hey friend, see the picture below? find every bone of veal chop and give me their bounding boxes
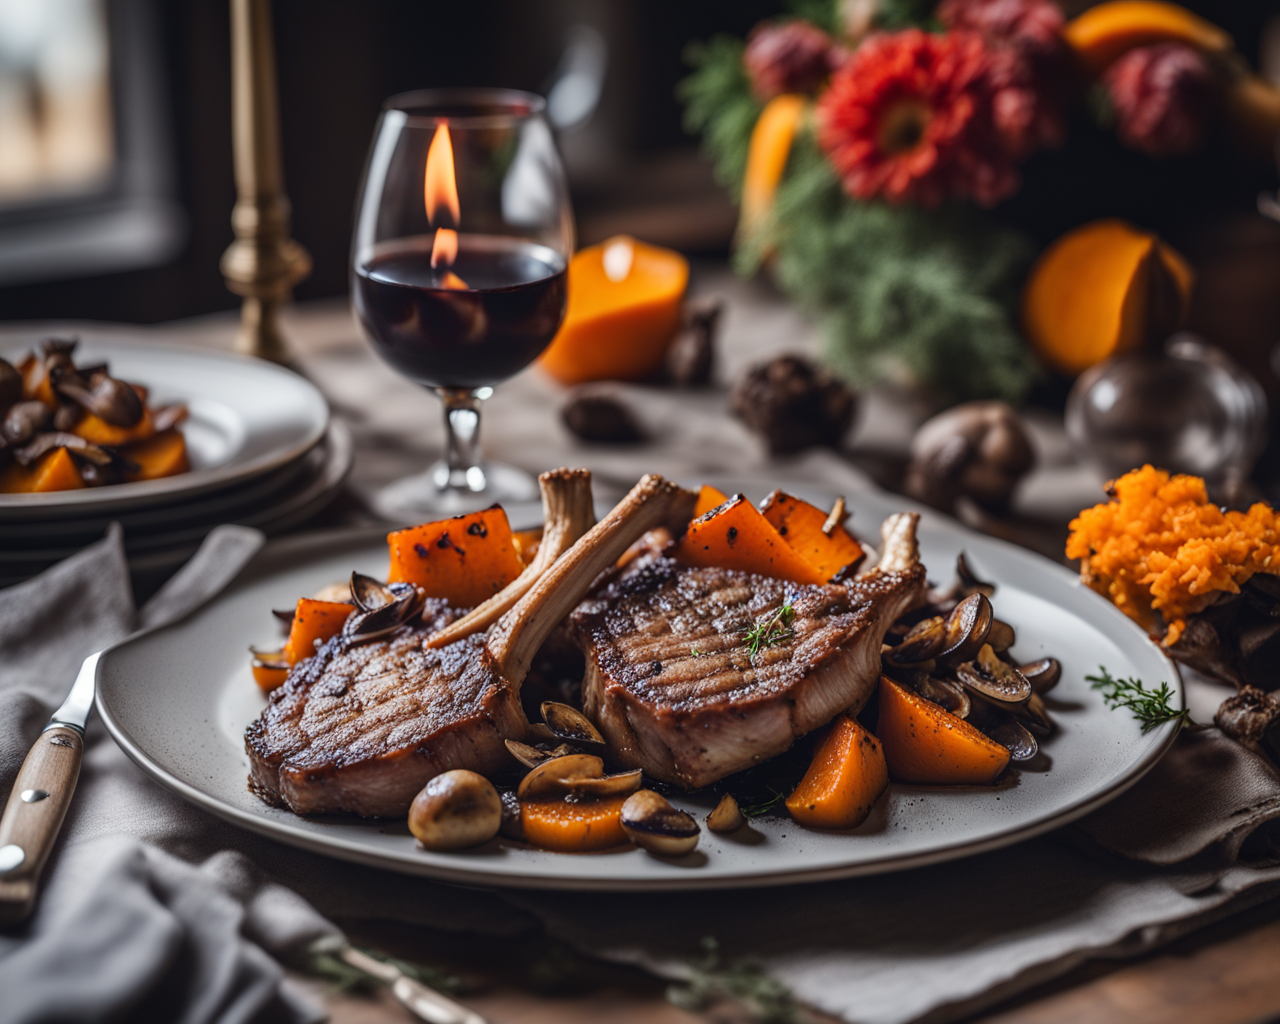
[245,471,697,817]
[573,513,924,789]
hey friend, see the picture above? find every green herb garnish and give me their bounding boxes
[690,647,704,658]
[1087,666,1190,734]
[737,786,791,819]
[745,601,796,660]
[667,937,800,1024]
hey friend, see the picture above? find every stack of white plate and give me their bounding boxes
[0,335,352,589]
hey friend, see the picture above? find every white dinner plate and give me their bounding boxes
[0,333,329,519]
[96,480,1183,891]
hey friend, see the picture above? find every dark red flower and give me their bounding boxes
[744,20,843,100]
[817,29,1019,207]
[1105,42,1214,157]
[937,0,1064,58]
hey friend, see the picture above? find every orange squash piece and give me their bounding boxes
[1063,1,1231,74]
[122,430,189,482]
[251,659,290,692]
[73,407,156,447]
[786,714,889,829]
[693,483,730,519]
[0,447,85,493]
[19,355,55,407]
[673,494,827,585]
[761,491,865,582]
[519,795,630,852]
[512,527,543,567]
[387,506,523,608]
[740,93,807,239]
[876,677,1010,785]
[539,236,689,385]
[283,598,353,665]
[1022,219,1193,375]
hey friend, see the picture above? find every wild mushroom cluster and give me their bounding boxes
[881,556,1059,763]
[0,339,188,491]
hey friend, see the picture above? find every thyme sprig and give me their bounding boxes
[1087,666,1190,734]
[745,601,796,660]
[667,937,800,1024]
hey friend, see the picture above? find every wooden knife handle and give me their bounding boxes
[0,726,83,925]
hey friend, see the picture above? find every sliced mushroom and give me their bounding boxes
[39,337,78,360]
[15,432,113,467]
[310,581,354,603]
[1019,658,1061,694]
[956,643,1032,703]
[620,790,701,856]
[3,401,52,445]
[887,616,946,664]
[956,553,996,598]
[909,673,972,719]
[541,701,605,747]
[706,793,744,832]
[52,400,83,432]
[505,739,555,769]
[408,770,503,851]
[516,753,605,800]
[271,608,296,628]
[55,370,144,427]
[343,582,424,642]
[939,592,993,665]
[564,768,643,800]
[1010,691,1052,734]
[248,645,289,670]
[986,620,1015,654]
[152,403,189,433]
[986,719,1038,761]
[0,359,22,414]
[350,571,398,612]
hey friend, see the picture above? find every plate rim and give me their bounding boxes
[95,511,1184,892]
[0,335,329,516]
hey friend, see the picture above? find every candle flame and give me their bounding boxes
[425,124,461,228]
[431,227,469,289]
[603,236,634,282]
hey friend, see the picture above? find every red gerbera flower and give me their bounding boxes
[817,29,1019,207]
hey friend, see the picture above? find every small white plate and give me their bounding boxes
[96,482,1182,891]
[0,333,329,519]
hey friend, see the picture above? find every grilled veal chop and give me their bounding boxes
[245,471,697,817]
[573,512,925,789]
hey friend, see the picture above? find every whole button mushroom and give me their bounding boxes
[620,789,700,856]
[904,401,1035,515]
[408,770,503,851]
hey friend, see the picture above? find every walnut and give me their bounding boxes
[904,401,1035,515]
[1215,686,1280,764]
[730,355,856,455]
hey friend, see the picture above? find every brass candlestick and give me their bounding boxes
[220,0,311,363]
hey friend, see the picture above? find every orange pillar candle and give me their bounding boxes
[539,235,689,385]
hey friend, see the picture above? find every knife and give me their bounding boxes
[0,524,265,926]
[0,652,103,925]
[337,944,489,1024]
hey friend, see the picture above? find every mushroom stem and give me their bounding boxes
[424,468,597,649]
[822,496,847,537]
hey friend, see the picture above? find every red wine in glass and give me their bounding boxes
[353,234,567,390]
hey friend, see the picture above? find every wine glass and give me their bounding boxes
[352,88,574,519]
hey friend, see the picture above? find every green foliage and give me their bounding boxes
[678,36,761,201]
[743,133,1040,404]
[1087,666,1191,733]
[306,938,467,996]
[784,0,840,35]
[667,937,801,1024]
[875,0,943,30]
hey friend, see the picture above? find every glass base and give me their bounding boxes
[372,460,540,522]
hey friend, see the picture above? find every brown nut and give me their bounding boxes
[408,770,503,851]
[621,789,700,856]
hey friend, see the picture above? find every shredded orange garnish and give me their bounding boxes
[1066,465,1280,646]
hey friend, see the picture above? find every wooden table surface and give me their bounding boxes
[166,290,1280,1024]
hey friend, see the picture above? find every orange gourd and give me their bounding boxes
[511,527,543,567]
[740,94,807,239]
[283,598,353,665]
[1063,2,1231,74]
[387,506,523,608]
[1022,219,1193,375]
[0,447,85,494]
[519,795,630,852]
[122,430,189,482]
[673,494,827,585]
[539,236,689,385]
[251,658,290,692]
[692,483,730,519]
[761,491,865,582]
[876,677,1010,785]
[786,714,888,829]
[74,407,157,447]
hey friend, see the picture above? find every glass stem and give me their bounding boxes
[433,388,487,493]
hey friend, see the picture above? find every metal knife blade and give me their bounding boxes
[48,650,102,734]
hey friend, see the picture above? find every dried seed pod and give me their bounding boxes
[706,793,744,832]
[620,789,700,856]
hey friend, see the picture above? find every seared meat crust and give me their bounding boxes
[573,554,924,788]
